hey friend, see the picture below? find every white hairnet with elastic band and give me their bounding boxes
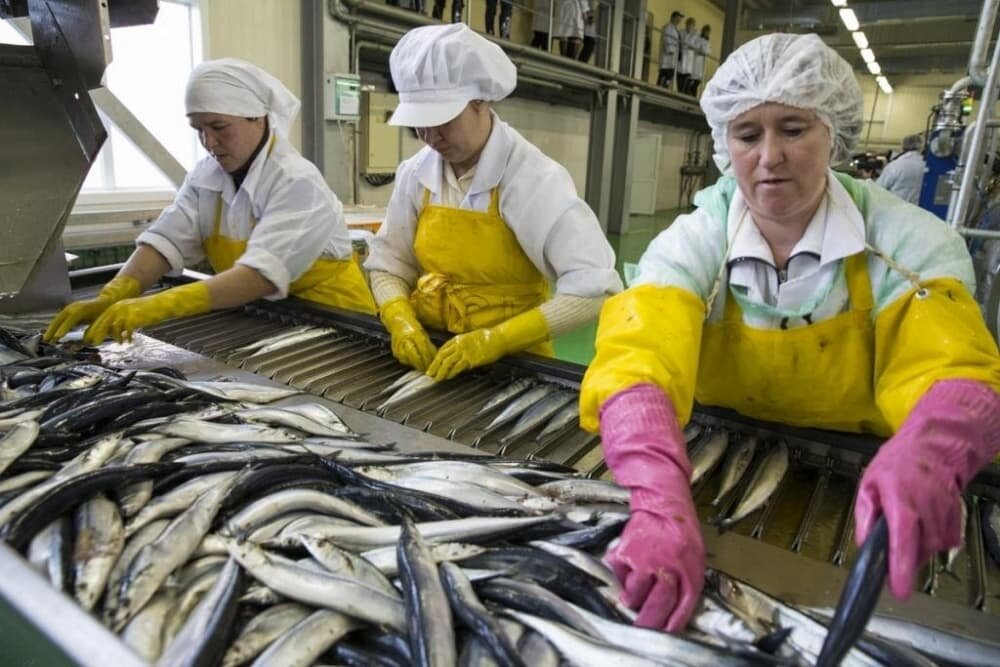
[185,58,301,138]
[700,33,864,172]
[388,24,516,127]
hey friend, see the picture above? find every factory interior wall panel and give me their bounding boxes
[322,5,356,204]
[645,0,725,87]
[636,121,707,211]
[856,71,965,152]
[200,0,304,150]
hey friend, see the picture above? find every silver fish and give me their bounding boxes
[390,476,536,513]
[113,474,239,630]
[234,407,351,437]
[483,386,551,433]
[504,610,663,666]
[536,402,580,441]
[940,496,968,578]
[243,328,336,358]
[125,472,237,537]
[104,519,170,622]
[0,407,43,430]
[221,602,311,667]
[718,441,789,528]
[356,460,542,497]
[119,438,192,517]
[0,469,52,495]
[360,541,487,577]
[711,435,758,506]
[500,392,576,445]
[226,541,406,632]
[122,592,175,662]
[690,430,729,485]
[228,326,315,355]
[398,516,457,667]
[0,420,38,474]
[377,373,438,411]
[223,488,386,537]
[529,540,620,593]
[476,378,535,416]
[251,609,361,667]
[298,535,396,595]
[162,567,223,648]
[73,494,124,611]
[684,423,703,443]
[537,478,630,505]
[377,369,424,397]
[151,419,302,444]
[517,632,560,667]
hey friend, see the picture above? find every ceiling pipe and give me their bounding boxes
[949,0,999,93]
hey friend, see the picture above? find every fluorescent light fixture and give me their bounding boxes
[867,60,881,75]
[860,48,875,63]
[852,31,868,49]
[877,76,893,94]
[839,8,860,31]
[831,0,848,6]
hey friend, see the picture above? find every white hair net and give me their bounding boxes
[700,33,864,172]
[185,58,301,138]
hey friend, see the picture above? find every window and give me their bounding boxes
[2,1,202,197]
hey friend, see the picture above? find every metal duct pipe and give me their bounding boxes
[949,0,1000,93]
[948,32,1000,228]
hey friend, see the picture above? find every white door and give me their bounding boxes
[630,133,661,215]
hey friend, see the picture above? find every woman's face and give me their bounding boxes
[416,101,493,171]
[189,112,266,173]
[726,103,832,226]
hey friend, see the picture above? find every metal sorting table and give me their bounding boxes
[0,289,998,663]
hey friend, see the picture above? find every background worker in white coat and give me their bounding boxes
[683,24,711,96]
[658,10,683,88]
[676,17,699,94]
[877,134,927,205]
[580,33,1000,633]
[45,59,375,345]
[366,24,622,381]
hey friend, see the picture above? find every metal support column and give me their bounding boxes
[722,0,739,61]
[301,0,325,169]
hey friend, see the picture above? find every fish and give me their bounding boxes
[940,495,968,578]
[250,609,361,667]
[151,419,303,444]
[0,420,39,474]
[537,478,630,505]
[504,610,662,666]
[228,326,316,355]
[377,369,424,397]
[397,515,457,667]
[234,406,352,437]
[72,494,124,611]
[481,386,551,435]
[360,541,487,577]
[355,461,542,497]
[684,422,703,443]
[690,429,729,485]
[298,535,396,595]
[103,519,170,621]
[125,472,237,537]
[242,327,336,358]
[222,488,386,537]
[535,402,580,441]
[440,562,524,667]
[983,499,1000,567]
[388,476,536,514]
[122,592,175,661]
[377,374,438,412]
[717,442,789,528]
[499,392,576,446]
[225,540,406,632]
[220,602,311,667]
[517,632,560,667]
[712,435,758,506]
[475,378,535,416]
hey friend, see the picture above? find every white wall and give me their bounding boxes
[856,72,964,152]
[636,121,711,211]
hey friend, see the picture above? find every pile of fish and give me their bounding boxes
[2,325,1000,666]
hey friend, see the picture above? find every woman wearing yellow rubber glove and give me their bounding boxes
[365,24,621,378]
[580,33,1000,634]
[44,59,375,345]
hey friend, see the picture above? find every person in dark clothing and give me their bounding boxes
[433,0,463,23]
[486,0,513,39]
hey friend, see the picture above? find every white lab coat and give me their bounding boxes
[554,0,588,39]
[532,0,552,33]
[137,131,352,300]
[678,29,699,75]
[876,150,926,205]
[660,22,680,69]
[689,35,711,81]
[365,113,622,298]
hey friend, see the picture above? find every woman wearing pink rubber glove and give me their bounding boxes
[580,33,1000,634]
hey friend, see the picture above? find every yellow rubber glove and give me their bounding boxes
[44,275,143,343]
[427,307,550,381]
[380,298,438,371]
[83,281,212,345]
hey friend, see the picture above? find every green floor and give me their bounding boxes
[552,208,689,365]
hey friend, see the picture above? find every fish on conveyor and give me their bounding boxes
[156,556,245,667]
[983,499,1000,567]
[134,374,303,403]
[712,435,758,506]
[440,562,524,667]
[226,540,406,632]
[690,429,729,485]
[684,422,703,443]
[125,472,237,537]
[499,392,576,445]
[222,488,387,537]
[228,326,316,355]
[72,493,124,611]
[397,515,457,667]
[298,535,396,595]
[536,478,629,505]
[360,541,487,578]
[377,369,424,398]
[251,609,361,667]
[475,378,534,417]
[480,386,552,435]
[220,602,310,667]
[940,495,968,579]
[717,442,789,529]
[377,373,438,412]
[151,419,303,444]
[535,402,580,441]
[355,461,543,498]
[242,327,336,358]
[0,420,39,474]
[233,406,352,437]
[388,476,537,515]
[504,610,663,666]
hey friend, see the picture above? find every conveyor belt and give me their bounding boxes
[137,294,1000,622]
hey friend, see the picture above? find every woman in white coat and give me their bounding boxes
[553,0,589,59]
[365,24,622,380]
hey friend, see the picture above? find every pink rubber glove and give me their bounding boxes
[856,379,1000,599]
[600,383,704,633]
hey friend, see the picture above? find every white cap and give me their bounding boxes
[388,24,516,128]
[185,58,300,137]
[700,33,863,172]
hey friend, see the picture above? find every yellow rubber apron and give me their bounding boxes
[696,252,892,436]
[203,137,376,315]
[410,187,553,355]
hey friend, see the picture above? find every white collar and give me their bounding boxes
[727,170,865,268]
[189,130,275,202]
[416,111,512,197]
